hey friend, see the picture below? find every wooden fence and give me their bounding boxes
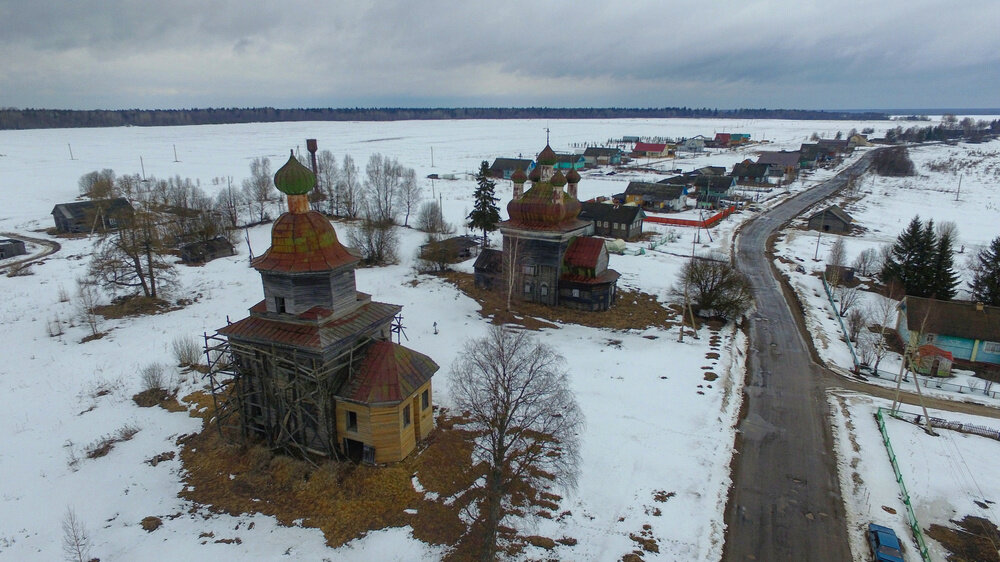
[643,206,737,228]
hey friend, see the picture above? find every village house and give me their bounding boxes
[625,181,688,211]
[472,248,503,290]
[180,237,236,264]
[579,201,645,241]
[213,152,437,464]
[896,296,1000,370]
[476,144,619,311]
[731,161,771,184]
[678,135,707,153]
[632,142,673,158]
[0,239,27,260]
[756,151,801,180]
[807,205,853,234]
[693,176,737,209]
[51,198,134,234]
[690,166,726,177]
[488,158,534,180]
[553,153,586,171]
[582,147,623,166]
[848,134,870,148]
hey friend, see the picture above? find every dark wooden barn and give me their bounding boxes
[0,239,27,259]
[473,248,503,290]
[180,237,236,264]
[51,198,134,234]
[807,205,853,234]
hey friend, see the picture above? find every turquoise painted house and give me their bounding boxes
[553,153,586,171]
[896,296,1000,367]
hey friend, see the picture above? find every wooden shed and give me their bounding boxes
[180,237,236,264]
[807,205,853,234]
[473,248,503,290]
[51,198,134,233]
[0,239,27,260]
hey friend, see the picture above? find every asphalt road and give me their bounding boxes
[722,153,877,561]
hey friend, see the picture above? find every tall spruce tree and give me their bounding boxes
[468,160,501,247]
[971,236,1000,305]
[881,216,930,296]
[929,228,959,300]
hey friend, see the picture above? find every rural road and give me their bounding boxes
[723,152,877,561]
[0,232,61,274]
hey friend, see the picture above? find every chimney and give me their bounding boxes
[306,138,319,181]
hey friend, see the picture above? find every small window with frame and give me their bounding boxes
[275,296,286,313]
[402,405,411,427]
[346,410,358,432]
[421,389,429,410]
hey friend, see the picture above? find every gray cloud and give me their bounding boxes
[1,0,997,110]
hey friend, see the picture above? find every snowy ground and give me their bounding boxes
[831,392,1000,562]
[0,116,988,560]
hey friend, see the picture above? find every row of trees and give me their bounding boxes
[0,107,893,130]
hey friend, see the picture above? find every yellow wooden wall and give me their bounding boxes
[334,380,434,464]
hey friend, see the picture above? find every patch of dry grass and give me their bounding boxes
[439,271,678,331]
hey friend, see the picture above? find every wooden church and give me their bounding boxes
[476,143,619,311]
[209,152,436,464]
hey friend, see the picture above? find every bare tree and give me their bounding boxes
[347,218,398,266]
[851,247,878,277]
[399,167,421,227]
[77,277,102,337]
[338,154,362,218]
[868,293,899,374]
[834,284,861,316]
[215,179,245,228]
[415,200,453,234]
[449,325,583,562]
[826,238,847,286]
[88,203,176,299]
[363,153,403,223]
[674,256,753,320]
[78,169,116,199]
[316,150,340,215]
[242,157,274,223]
[61,507,92,562]
[504,237,522,312]
[846,307,867,342]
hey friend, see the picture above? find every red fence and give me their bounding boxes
[643,206,737,228]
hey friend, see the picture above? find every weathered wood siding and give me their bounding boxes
[261,268,358,315]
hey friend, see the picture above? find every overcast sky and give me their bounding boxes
[1,0,998,111]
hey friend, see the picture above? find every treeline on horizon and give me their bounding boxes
[0,106,891,130]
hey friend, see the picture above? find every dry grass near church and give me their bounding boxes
[439,271,681,332]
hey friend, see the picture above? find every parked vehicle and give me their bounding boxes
[867,523,904,562]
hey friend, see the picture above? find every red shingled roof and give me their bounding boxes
[634,142,667,153]
[252,210,358,273]
[563,237,605,269]
[338,341,438,404]
[917,344,953,361]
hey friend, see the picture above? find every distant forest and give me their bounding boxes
[0,107,891,130]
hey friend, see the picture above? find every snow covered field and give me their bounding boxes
[0,116,978,560]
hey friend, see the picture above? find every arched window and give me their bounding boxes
[540,283,549,297]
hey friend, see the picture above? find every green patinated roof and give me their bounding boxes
[274,150,316,195]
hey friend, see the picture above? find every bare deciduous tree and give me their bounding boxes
[61,507,92,562]
[363,153,403,223]
[674,256,753,320]
[449,325,583,562]
[242,157,274,223]
[415,200,452,234]
[77,277,101,337]
[399,167,421,227]
[347,218,398,266]
[851,247,878,277]
[88,203,176,299]
[835,284,861,316]
[316,150,340,215]
[846,307,867,342]
[339,154,362,219]
[215,179,245,228]
[78,169,116,199]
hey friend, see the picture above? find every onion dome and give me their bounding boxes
[529,166,542,182]
[566,168,581,184]
[252,211,357,273]
[274,150,315,195]
[537,144,558,166]
[506,181,582,228]
[550,170,567,187]
[511,167,527,183]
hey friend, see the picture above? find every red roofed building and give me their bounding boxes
[212,150,436,464]
[481,142,619,310]
[632,142,673,158]
[915,344,953,377]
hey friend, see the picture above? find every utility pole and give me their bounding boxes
[955,173,962,201]
[813,209,826,260]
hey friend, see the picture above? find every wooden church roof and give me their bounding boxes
[338,341,438,405]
